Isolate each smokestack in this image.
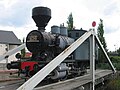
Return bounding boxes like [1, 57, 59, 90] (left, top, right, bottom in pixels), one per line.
[32, 6, 51, 31]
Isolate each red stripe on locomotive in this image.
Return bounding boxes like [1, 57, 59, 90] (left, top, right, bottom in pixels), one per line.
[21, 62, 38, 71]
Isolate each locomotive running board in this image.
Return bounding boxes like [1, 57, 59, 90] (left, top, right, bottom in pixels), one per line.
[0, 43, 26, 61]
[17, 29, 116, 90]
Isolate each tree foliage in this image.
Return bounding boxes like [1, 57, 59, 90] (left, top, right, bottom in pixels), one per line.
[97, 19, 107, 62]
[97, 19, 107, 50]
[117, 48, 120, 56]
[67, 13, 73, 30]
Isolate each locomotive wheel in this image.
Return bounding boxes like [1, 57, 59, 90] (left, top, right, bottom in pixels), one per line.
[28, 71, 35, 77]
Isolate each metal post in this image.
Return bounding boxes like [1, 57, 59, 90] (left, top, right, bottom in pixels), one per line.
[6, 44, 9, 67]
[90, 29, 95, 90]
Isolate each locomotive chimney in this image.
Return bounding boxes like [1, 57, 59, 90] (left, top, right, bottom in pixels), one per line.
[32, 7, 51, 31]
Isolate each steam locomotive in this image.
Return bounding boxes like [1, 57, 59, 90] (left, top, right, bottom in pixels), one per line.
[7, 7, 98, 80]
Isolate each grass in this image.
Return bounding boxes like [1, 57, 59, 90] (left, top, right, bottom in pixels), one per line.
[105, 72, 120, 90]
[96, 56, 120, 89]
[96, 61, 120, 89]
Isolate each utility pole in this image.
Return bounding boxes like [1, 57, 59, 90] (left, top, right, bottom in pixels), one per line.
[90, 21, 96, 90]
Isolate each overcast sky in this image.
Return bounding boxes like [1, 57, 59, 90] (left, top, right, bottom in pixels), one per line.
[0, 0, 120, 51]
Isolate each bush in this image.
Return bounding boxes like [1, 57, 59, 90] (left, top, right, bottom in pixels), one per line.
[110, 56, 120, 63]
[97, 63, 111, 69]
[105, 74, 120, 90]
[113, 63, 120, 71]
[97, 63, 120, 70]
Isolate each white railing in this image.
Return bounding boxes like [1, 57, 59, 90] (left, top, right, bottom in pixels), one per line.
[0, 43, 26, 61]
[95, 35, 116, 72]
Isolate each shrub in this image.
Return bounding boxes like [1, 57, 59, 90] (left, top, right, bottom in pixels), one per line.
[105, 75, 120, 90]
[110, 56, 120, 63]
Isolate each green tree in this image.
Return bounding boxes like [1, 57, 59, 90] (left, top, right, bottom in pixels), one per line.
[21, 38, 26, 58]
[97, 19, 107, 62]
[67, 13, 74, 30]
[97, 19, 107, 50]
[117, 48, 120, 56]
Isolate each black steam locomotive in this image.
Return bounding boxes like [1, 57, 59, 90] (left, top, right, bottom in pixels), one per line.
[7, 7, 97, 80]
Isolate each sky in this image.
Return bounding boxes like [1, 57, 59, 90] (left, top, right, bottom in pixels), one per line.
[0, 0, 120, 51]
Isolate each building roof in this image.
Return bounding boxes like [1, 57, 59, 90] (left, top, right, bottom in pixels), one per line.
[0, 30, 21, 45]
